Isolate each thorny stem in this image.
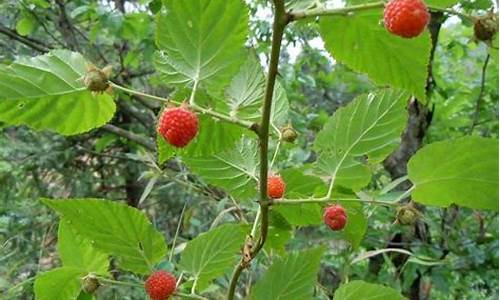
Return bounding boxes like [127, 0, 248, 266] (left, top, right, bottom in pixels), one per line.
[289, 1, 473, 22]
[110, 82, 259, 134]
[227, 1, 288, 299]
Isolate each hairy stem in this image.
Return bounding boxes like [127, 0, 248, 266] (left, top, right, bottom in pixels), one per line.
[227, 1, 288, 299]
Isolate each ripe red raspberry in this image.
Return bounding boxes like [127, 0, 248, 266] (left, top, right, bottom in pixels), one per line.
[384, 0, 430, 38]
[157, 106, 198, 148]
[145, 271, 176, 300]
[267, 175, 285, 199]
[323, 205, 347, 231]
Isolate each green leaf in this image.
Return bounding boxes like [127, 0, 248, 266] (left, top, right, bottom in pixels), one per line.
[273, 169, 326, 226]
[250, 247, 324, 300]
[157, 114, 245, 163]
[407, 136, 499, 211]
[224, 54, 289, 127]
[314, 89, 409, 190]
[77, 292, 95, 300]
[333, 280, 407, 300]
[319, 10, 431, 100]
[183, 138, 258, 200]
[271, 80, 290, 128]
[223, 53, 265, 122]
[426, 0, 458, 8]
[42, 198, 167, 274]
[340, 202, 367, 249]
[58, 220, 109, 275]
[0, 50, 116, 135]
[179, 224, 247, 291]
[16, 17, 36, 36]
[34, 267, 84, 300]
[263, 226, 292, 254]
[155, 0, 248, 95]
[203, 52, 289, 127]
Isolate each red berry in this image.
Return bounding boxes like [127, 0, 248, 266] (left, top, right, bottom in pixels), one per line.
[384, 0, 430, 38]
[323, 205, 347, 231]
[145, 271, 176, 300]
[157, 106, 199, 148]
[267, 175, 285, 199]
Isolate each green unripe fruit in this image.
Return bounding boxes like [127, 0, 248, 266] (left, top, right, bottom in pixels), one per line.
[83, 65, 112, 92]
[280, 125, 298, 143]
[82, 274, 100, 294]
[396, 204, 420, 225]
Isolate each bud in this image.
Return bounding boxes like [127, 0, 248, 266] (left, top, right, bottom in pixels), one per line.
[395, 204, 420, 225]
[474, 12, 498, 42]
[280, 124, 298, 143]
[83, 64, 112, 92]
[82, 274, 100, 294]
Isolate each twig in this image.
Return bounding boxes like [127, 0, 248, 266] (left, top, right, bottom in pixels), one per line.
[0, 24, 50, 52]
[469, 53, 490, 134]
[102, 124, 155, 151]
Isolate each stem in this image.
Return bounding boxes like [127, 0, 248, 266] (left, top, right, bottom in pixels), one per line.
[110, 82, 259, 133]
[227, 265, 244, 300]
[250, 208, 261, 238]
[189, 80, 199, 105]
[110, 81, 169, 103]
[269, 140, 281, 170]
[427, 5, 474, 21]
[227, 1, 288, 299]
[98, 277, 144, 288]
[289, 2, 384, 20]
[289, 1, 473, 22]
[469, 53, 490, 134]
[392, 186, 415, 203]
[175, 292, 209, 300]
[274, 197, 398, 206]
[102, 124, 155, 151]
[253, 0, 287, 259]
[169, 201, 188, 262]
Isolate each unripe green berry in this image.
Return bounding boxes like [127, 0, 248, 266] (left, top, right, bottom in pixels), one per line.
[280, 125, 298, 143]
